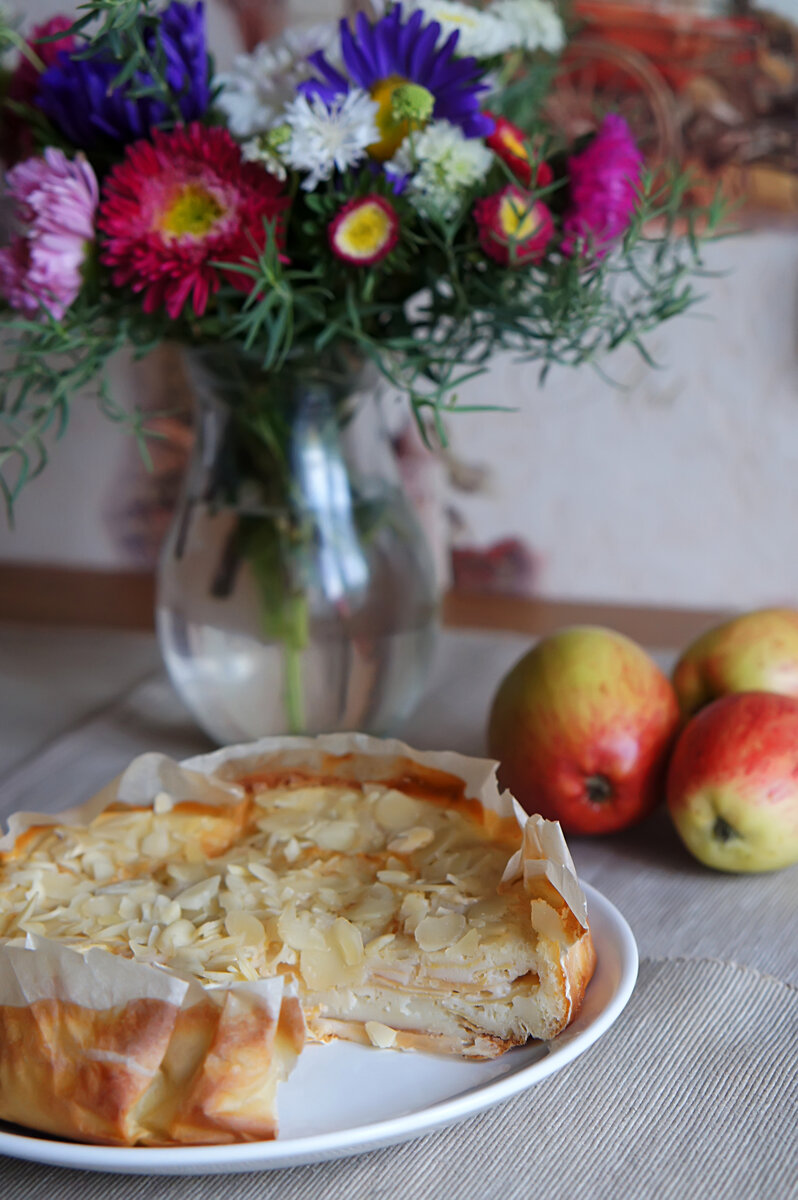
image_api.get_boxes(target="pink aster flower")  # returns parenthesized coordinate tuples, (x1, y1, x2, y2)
(328, 195, 399, 266)
(474, 184, 553, 267)
(98, 123, 289, 320)
(562, 114, 644, 258)
(0, 148, 98, 320)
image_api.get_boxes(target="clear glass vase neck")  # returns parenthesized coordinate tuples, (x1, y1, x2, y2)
(181, 346, 397, 517)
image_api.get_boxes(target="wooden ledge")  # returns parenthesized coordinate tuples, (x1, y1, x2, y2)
(0, 564, 731, 646)
(441, 591, 731, 647)
(0, 565, 157, 631)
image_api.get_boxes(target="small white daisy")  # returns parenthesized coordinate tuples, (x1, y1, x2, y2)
(391, 121, 493, 219)
(405, 0, 516, 58)
(283, 89, 380, 192)
(214, 24, 341, 140)
(491, 0, 565, 55)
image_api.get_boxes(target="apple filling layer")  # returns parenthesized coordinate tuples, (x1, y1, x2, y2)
(1, 773, 586, 1056)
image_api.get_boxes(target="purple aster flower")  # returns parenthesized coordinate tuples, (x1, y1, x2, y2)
(562, 114, 644, 258)
(299, 4, 493, 162)
(35, 2, 209, 150)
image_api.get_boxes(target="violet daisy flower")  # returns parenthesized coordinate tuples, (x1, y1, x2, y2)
(299, 4, 493, 162)
(0, 148, 98, 321)
(36, 1, 209, 150)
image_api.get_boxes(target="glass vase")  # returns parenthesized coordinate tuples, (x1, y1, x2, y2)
(156, 345, 439, 744)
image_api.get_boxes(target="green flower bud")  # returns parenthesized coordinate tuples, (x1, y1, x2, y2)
(391, 83, 435, 125)
(267, 123, 292, 149)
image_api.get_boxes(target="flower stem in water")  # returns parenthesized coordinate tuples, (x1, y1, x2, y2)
(282, 592, 308, 734)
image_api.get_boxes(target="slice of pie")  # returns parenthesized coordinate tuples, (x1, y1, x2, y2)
(0, 734, 596, 1146)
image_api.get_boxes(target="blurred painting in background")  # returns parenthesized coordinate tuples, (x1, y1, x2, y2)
(549, 1, 798, 224)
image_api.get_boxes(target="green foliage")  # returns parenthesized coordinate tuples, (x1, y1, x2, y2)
(201, 165, 724, 449)
(0, 295, 164, 518)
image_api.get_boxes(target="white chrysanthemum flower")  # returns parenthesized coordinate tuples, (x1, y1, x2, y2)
(405, 1, 516, 57)
(214, 24, 341, 139)
(283, 90, 380, 191)
(391, 121, 493, 219)
(491, 0, 565, 54)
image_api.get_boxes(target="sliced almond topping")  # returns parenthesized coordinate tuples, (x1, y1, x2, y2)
(247, 861, 277, 884)
(400, 891, 429, 933)
(283, 837, 301, 863)
(175, 875, 221, 912)
(158, 918, 197, 952)
(299, 946, 341, 991)
(225, 910, 267, 946)
(444, 927, 481, 959)
(347, 883, 397, 925)
(153, 791, 174, 815)
(332, 917, 364, 966)
(414, 912, 467, 952)
(365, 933, 395, 957)
(92, 856, 116, 883)
(158, 899, 182, 925)
(376, 870, 412, 885)
(387, 827, 434, 855)
(374, 790, 425, 832)
(365, 1021, 398, 1049)
(312, 821, 358, 852)
(0, 771, 540, 1000)
(277, 908, 327, 952)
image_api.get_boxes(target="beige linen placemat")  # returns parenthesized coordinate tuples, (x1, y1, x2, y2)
(2, 956, 796, 1200)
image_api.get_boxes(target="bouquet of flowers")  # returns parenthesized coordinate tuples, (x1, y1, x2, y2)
(0, 0, 719, 738)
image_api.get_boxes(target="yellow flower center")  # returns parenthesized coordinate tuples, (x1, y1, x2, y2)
(438, 12, 481, 32)
(500, 128, 528, 162)
(369, 75, 417, 161)
(161, 183, 225, 239)
(498, 193, 539, 240)
(336, 201, 393, 261)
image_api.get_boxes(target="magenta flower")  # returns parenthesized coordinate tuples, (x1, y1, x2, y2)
(1, 16, 77, 164)
(0, 149, 98, 320)
(7, 16, 77, 108)
(562, 115, 643, 258)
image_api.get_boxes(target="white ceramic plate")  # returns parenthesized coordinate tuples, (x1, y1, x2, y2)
(0, 882, 637, 1176)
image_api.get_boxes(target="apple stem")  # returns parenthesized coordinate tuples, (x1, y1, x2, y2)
(585, 774, 614, 803)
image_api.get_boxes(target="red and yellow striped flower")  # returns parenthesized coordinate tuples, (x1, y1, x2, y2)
(328, 195, 399, 266)
(485, 114, 553, 190)
(474, 184, 553, 267)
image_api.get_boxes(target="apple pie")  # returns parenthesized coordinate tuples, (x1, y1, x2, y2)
(0, 734, 596, 1146)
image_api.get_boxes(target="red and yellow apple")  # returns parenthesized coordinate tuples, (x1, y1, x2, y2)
(666, 691, 798, 873)
(672, 608, 798, 716)
(487, 626, 680, 836)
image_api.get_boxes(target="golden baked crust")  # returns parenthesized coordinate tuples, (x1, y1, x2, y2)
(0, 734, 596, 1146)
(0, 940, 304, 1146)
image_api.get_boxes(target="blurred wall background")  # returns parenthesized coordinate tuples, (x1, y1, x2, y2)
(1, 0, 797, 613)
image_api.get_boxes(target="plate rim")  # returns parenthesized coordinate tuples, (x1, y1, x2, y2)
(0, 880, 638, 1174)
